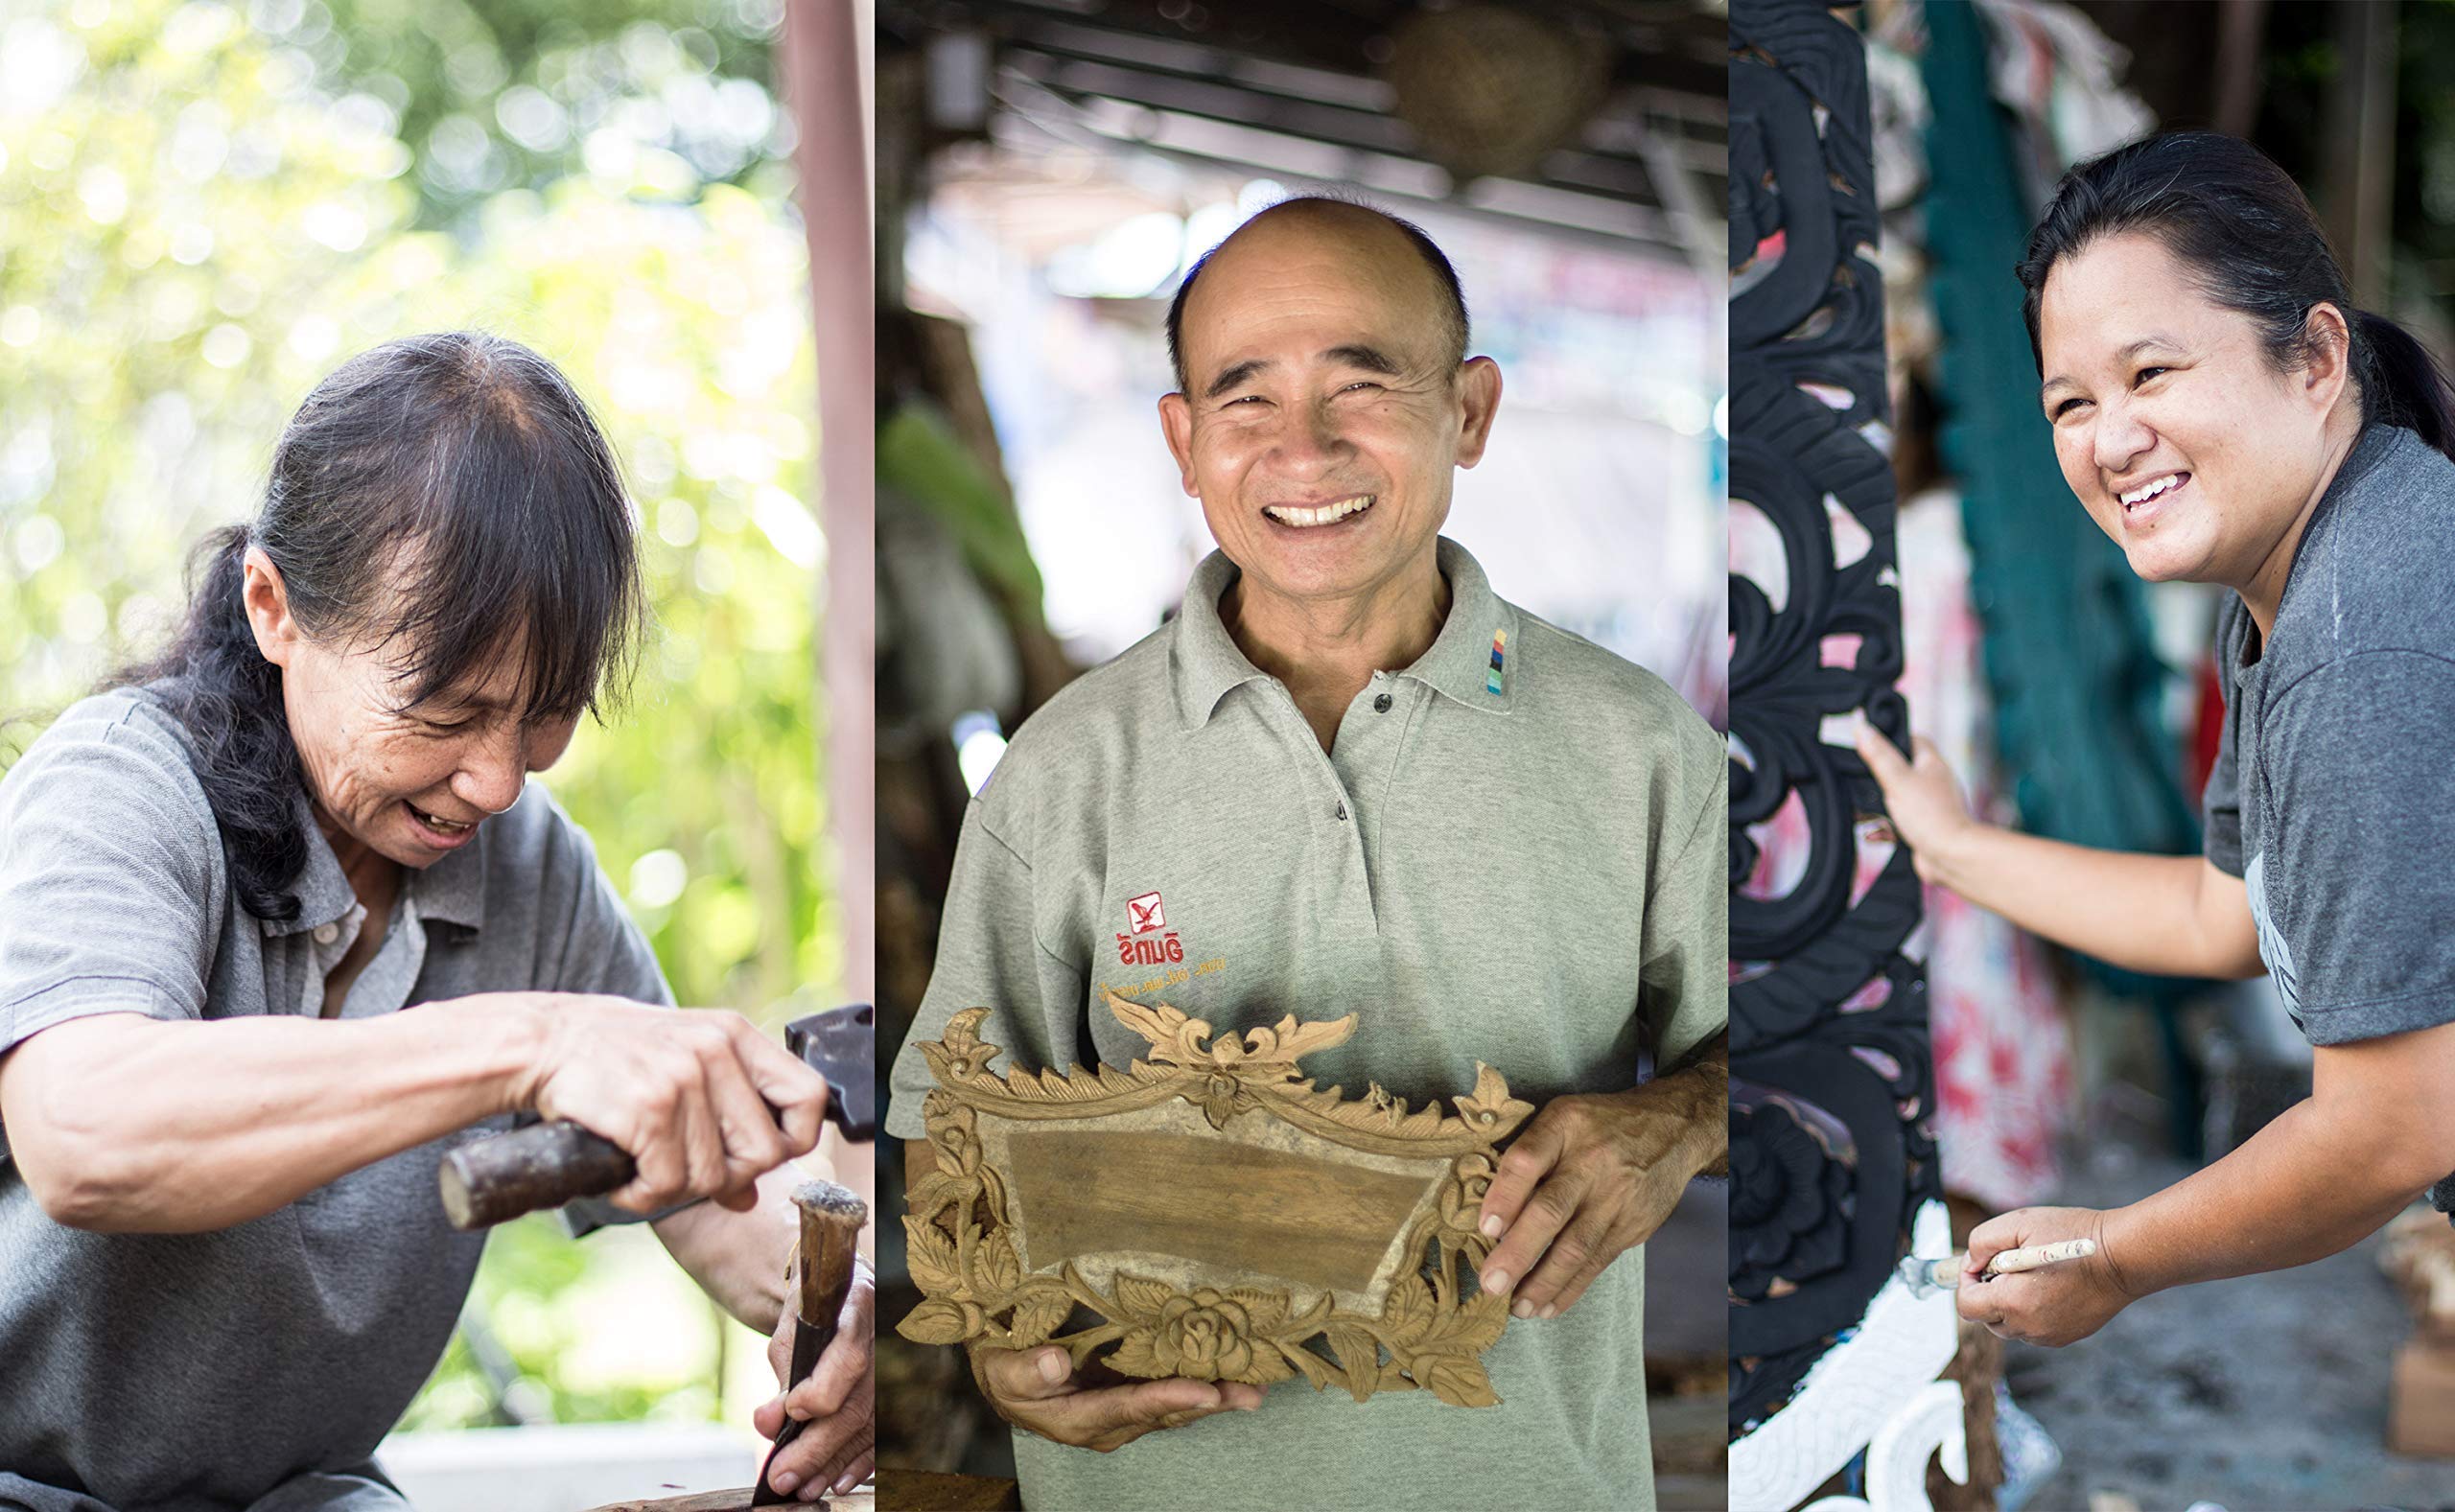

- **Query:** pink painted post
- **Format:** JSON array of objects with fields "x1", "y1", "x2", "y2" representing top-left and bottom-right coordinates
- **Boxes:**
[{"x1": 783, "y1": 0, "x2": 874, "y2": 1007}]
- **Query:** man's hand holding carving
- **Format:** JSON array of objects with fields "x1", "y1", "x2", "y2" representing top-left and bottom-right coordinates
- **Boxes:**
[
  {"x1": 969, "y1": 1341, "x2": 1262, "y2": 1452},
  {"x1": 1473, "y1": 1036, "x2": 1728, "y2": 1319}
]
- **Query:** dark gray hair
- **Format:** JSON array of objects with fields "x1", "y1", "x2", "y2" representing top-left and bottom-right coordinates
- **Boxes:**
[{"x1": 107, "y1": 332, "x2": 646, "y2": 920}]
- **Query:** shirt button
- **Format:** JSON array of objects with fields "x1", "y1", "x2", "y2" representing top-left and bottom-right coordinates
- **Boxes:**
[
  {"x1": 1335, "y1": 802, "x2": 1348, "y2": 821},
  {"x1": 1372, "y1": 693, "x2": 1392, "y2": 713},
  {"x1": 313, "y1": 923, "x2": 339, "y2": 944}
]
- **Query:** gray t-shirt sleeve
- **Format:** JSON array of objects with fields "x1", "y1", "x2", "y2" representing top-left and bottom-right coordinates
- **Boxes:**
[
  {"x1": 886, "y1": 795, "x2": 1085, "y2": 1143},
  {"x1": 2203, "y1": 684, "x2": 2246, "y2": 877},
  {"x1": 0, "y1": 709, "x2": 225, "y2": 1167},
  {"x1": 524, "y1": 801, "x2": 686, "y2": 1238},
  {"x1": 2264, "y1": 651, "x2": 2455, "y2": 1044},
  {"x1": 0, "y1": 709, "x2": 223, "y2": 1054},
  {"x1": 1641, "y1": 722, "x2": 1729, "y2": 1073}
]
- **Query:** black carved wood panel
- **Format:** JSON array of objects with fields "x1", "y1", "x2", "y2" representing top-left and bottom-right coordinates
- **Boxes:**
[{"x1": 1727, "y1": 0, "x2": 1939, "y2": 1435}]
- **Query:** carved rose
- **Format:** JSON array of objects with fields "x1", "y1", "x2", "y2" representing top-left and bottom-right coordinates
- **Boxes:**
[{"x1": 1151, "y1": 1290, "x2": 1257, "y2": 1381}]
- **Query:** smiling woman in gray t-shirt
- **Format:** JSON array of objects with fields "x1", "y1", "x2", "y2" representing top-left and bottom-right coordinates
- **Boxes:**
[
  {"x1": 1855, "y1": 132, "x2": 2455, "y2": 1351},
  {"x1": 0, "y1": 333, "x2": 856, "y2": 1511}
]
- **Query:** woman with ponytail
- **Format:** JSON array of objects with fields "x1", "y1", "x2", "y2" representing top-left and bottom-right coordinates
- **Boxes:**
[
  {"x1": 0, "y1": 334, "x2": 870, "y2": 1508},
  {"x1": 1856, "y1": 131, "x2": 2455, "y2": 1349}
]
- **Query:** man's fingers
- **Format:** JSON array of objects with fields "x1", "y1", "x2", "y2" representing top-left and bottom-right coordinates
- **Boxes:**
[
  {"x1": 1476, "y1": 1118, "x2": 1564, "y2": 1247},
  {"x1": 1480, "y1": 1166, "x2": 1586, "y2": 1299},
  {"x1": 1545, "y1": 1267, "x2": 1603, "y2": 1318},
  {"x1": 1076, "y1": 1377, "x2": 1228, "y2": 1439},
  {"x1": 1511, "y1": 1202, "x2": 1616, "y2": 1317},
  {"x1": 977, "y1": 1343, "x2": 1077, "y2": 1403}
]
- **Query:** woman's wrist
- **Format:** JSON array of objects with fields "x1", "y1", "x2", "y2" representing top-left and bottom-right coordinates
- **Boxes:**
[
  {"x1": 423, "y1": 991, "x2": 549, "y2": 1118},
  {"x1": 2095, "y1": 1201, "x2": 2163, "y2": 1299},
  {"x1": 1911, "y1": 814, "x2": 1988, "y2": 896}
]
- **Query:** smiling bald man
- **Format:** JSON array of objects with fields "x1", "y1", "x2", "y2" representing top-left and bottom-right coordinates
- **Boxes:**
[{"x1": 887, "y1": 198, "x2": 1727, "y2": 1510}]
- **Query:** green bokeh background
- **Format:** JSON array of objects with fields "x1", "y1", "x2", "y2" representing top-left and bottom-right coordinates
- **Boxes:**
[{"x1": 0, "y1": 0, "x2": 826, "y2": 1431}]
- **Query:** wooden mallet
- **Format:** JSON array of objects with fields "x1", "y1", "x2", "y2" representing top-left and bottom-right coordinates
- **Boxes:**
[{"x1": 754, "y1": 1178, "x2": 869, "y2": 1507}]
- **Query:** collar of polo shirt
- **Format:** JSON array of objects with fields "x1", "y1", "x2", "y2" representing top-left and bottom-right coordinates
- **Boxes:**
[
  {"x1": 258, "y1": 788, "x2": 488, "y2": 937},
  {"x1": 1170, "y1": 535, "x2": 1520, "y2": 729}
]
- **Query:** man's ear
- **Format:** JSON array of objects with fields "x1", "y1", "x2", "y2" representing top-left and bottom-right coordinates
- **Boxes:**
[
  {"x1": 240, "y1": 547, "x2": 301, "y2": 668},
  {"x1": 1157, "y1": 392, "x2": 1200, "y2": 498},
  {"x1": 1454, "y1": 357, "x2": 1504, "y2": 469}
]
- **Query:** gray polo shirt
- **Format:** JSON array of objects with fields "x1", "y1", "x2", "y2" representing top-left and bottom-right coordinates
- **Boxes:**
[
  {"x1": 0, "y1": 686, "x2": 669, "y2": 1512},
  {"x1": 888, "y1": 538, "x2": 1726, "y2": 1511}
]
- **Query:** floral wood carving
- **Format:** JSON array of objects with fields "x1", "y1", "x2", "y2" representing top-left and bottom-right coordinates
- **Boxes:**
[{"x1": 895, "y1": 989, "x2": 1536, "y2": 1407}]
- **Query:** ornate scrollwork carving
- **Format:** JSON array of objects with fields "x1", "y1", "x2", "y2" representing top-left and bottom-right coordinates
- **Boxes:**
[
  {"x1": 897, "y1": 990, "x2": 1533, "y2": 1407},
  {"x1": 1728, "y1": 0, "x2": 1943, "y2": 1440}
]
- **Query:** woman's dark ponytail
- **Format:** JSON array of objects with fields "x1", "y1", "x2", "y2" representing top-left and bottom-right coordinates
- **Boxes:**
[
  {"x1": 113, "y1": 523, "x2": 309, "y2": 920},
  {"x1": 2351, "y1": 309, "x2": 2455, "y2": 459}
]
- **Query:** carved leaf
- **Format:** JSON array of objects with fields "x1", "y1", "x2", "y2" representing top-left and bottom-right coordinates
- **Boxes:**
[
  {"x1": 1419, "y1": 1353, "x2": 1502, "y2": 1409},
  {"x1": 976, "y1": 1227, "x2": 1024, "y2": 1296},
  {"x1": 1275, "y1": 1338, "x2": 1336, "y2": 1391},
  {"x1": 1243, "y1": 1340, "x2": 1297, "y2": 1384},
  {"x1": 1112, "y1": 1273, "x2": 1176, "y2": 1320},
  {"x1": 898, "y1": 1298, "x2": 970, "y2": 1347},
  {"x1": 1285, "y1": 1292, "x2": 1334, "y2": 1335},
  {"x1": 904, "y1": 1217, "x2": 961, "y2": 1296},
  {"x1": 1323, "y1": 1324, "x2": 1382, "y2": 1404},
  {"x1": 1382, "y1": 1276, "x2": 1436, "y2": 1342},
  {"x1": 1227, "y1": 1287, "x2": 1290, "y2": 1334},
  {"x1": 1105, "y1": 991, "x2": 1200, "y2": 1062},
  {"x1": 906, "y1": 1171, "x2": 973, "y2": 1221},
  {"x1": 1434, "y1": 1289, "x2": 1511, "y2": 1354},
  {"x1": 1107, "y1": 1329, "x2": 1165, "y2": 1378},
  {"x1": 1248, "y1": 1012, "x2": 1357, "y2": 1066},
  {"x1": 1007, "y1": 1291, "x2": 1070, "y2": 1349},
  {"x1": 1451, "y1": 1062, "x2": 1535, "y2": 1135}
]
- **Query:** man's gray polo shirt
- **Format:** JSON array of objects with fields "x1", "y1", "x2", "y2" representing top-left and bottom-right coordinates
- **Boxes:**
[
  {"x1": 0, "y1": 686, "x2": 669, "y2": 1512},
  {"x1": 888, "y1": 537, "x2": 1726, "y2": 1511}
]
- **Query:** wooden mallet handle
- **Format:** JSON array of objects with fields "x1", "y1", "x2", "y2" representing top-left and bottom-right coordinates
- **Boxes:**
[{"x1": 437, "y1": 1120, "x2": 635, "y2": 1231}]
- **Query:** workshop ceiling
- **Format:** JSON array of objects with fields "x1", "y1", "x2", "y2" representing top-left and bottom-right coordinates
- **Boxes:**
[{"x1": 880, "y1": 0, "x2": 1729, "y2": 264}]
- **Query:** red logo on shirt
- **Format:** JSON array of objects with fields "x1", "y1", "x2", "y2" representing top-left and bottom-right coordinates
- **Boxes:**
[
  {"x1": 1127, "y1": 892, "x2": 1166, "y2": 934},
  {"x1": 1118, "y1": 891, "x2": 1180, "y2": 965}
]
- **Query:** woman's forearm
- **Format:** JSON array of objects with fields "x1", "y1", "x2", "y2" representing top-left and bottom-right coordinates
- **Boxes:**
[
  {"x1": 3, "y1": 995, "x2": 540, "y2": 1233},
  {"x1": 1924, "y1": 826, "x2": 2256, "y2": 980},
  {"x1": 655, "y1": 1160, "x2": 807, "y2": 1332},
  {"x1": 2106, "y1": 1095, "x2": 2428, "y2": 1297}
]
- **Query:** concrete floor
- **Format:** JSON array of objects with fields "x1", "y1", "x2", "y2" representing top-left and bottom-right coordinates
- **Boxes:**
[{"x1": 2006, "y1": 1145, "x2": 2455, "y2": 1511}]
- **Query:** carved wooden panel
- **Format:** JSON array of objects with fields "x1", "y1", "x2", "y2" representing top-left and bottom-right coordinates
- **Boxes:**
[
  {"x1": 1727, "y1": 0, "x2": 1951, "y2": 1477},
  {"x1": 895, "y1": 989, "x2": 1533, "y2": 1407}
]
